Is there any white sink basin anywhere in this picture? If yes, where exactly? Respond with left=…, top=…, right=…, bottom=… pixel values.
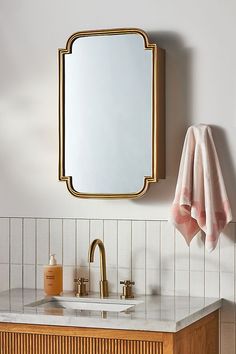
left=26, top=296, right=143, bottom=313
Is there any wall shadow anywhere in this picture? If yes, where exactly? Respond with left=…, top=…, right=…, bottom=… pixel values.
left=131, top=31, right=194, bottom=205
left=211, top=125, right=236, bottom=221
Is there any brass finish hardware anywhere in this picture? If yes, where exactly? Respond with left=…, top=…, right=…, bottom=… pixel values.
left=120, top=280, right=135, bottom=299
left=74, top=278, right=88, bottom=297
left=88, top=239, right=109, bottom=298
left=58, top=28, right=165, bottom=199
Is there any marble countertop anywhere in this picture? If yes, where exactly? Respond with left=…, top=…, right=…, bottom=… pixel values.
left=0, top=289, right=221, bottom=333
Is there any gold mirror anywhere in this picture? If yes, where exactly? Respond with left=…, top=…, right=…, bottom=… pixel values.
left=59, top=28, right=165, bottom=198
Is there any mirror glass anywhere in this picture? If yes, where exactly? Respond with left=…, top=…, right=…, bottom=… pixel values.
left=59, top=29, right=165, bottom=198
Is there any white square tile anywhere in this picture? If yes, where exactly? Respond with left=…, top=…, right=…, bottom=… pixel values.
left=132, top=221, right=145, bottom=269
left=90, top=220, right=104, bottom=241
left=221, top=322, right=235, bottom=354
left=146, top=268, right=160, bottom=295
left=104, top=220, right=117, bottom=268
left=146, top=221, right=160, bottom=270
left=220, top=223, right=235, bottom=272
left=132, top=268, right=145, bottom=295
left=23, top=265, right=35, bottom=288
left=77, top=219, right=90, bottom=267
left=220, top=272, right=234, bottom=299
left=36, top=219, right=49, bottom=265
left=0, top=218, right=9, bottom=264
left=23, top=219, right=35, bottom=265
left=220, top=272, right=235, bottom=322
left=63, top=219, right=76, bottom=266
left=0, top=264, right=9, bottom=291
left=11, top=264, right=22, bottom=289
left=63, top=266, right=76, bottom=291
left=175, top=270, right=189, bottom=296
left=221, top=299, right=235, bottom=324
left=10, top=218, right=22, bottom=264
left=36, top=265, right=44, bottom=290
left=90, top=220, right=104, bottom=267
left=189, top=271, right=204, bottom=297
left=160, top=221, right=175, bottom=270
left=118, top=220, right=131, bottom=269
left=161, top=270, right=174, bottom=295
left=205, top=271, right=220, bottom=298
left=190, top=232, right=205, bottom=271
left=107, top=267, right=118, bottom=294
left=49, top=219, right=63, bottom=264
left=117, top=268, right=132, bottom=289
left=89, top=267, right=100, bottom=293
left=175, top=230, right=190, bottom=271
left=205, top=238, right=220, bottom=272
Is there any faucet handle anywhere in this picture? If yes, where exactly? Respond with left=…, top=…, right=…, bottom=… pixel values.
left=120, top=280, right=135, bottom=299
left=74, top=277, right=88, bottom=297
left=120, top=280, right=135, bottom=286
left=74, top=277, right=89, bottom=284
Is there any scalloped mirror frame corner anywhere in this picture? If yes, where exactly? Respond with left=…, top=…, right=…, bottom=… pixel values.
left=58, top=28, right=165, bottom=199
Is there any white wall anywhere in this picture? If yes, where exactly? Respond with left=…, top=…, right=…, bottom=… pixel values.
left=0, top=0, right=236, bottom=220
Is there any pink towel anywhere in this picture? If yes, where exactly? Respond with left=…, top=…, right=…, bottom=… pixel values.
left=171, top=124, right=232, bottom=251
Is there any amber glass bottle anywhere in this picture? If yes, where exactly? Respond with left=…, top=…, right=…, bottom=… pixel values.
left=44, top=254, right=63, bottom=296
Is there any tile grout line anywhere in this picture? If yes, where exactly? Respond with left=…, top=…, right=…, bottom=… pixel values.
left=48, top=219, right=50, bottom=261
left=218, top=229, right=222, bottom=354
left=22, top=218, right=24, bottom=289
left=130, top=221, right=133, bottom=281
left=219, top=231, right=221, bottom=300
left=73, top=219, right=76, bottom=271
left=173, top=226, right=176, bottom=297
left=233, top=225, right=236, bottom=351
left=35, top=219, right=38, bottom=290
left=102, top=219, right=105, bottom=292
left=0, top=216, right=170, bottom=222
left=8, top=218, right=11, bottom=290
left=61, top=219, right=64, bottom=267
left=158, top=221, right=161, bottom=295
left=234, top=223, right=236, bottom=352
left=75, top=219, right=77, bottom=279
left=88, top=220, right=91, bottom=293
left=203, top=231, right=206, bottom=298
left=116, top=220, right=118, bottom=295
left=144, top=221, right=147, bottom=296
left=188, top=234, right=191, bottom=297
left=159, top=221, right=162, bottom=295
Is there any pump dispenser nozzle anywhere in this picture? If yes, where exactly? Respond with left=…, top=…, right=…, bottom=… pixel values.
left=49, top=254, right=57, bottom=266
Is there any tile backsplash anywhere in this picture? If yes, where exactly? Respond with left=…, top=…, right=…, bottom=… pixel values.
left=0, top=217, right=235, bottom=354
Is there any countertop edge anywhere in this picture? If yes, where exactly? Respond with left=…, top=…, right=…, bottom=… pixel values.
left=175, top=299, right=222, bottom=331
left=0, top=290, right=222, bottom=333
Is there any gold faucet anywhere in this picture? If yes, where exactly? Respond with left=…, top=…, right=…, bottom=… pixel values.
left=88, top=239, right=109, bottom=298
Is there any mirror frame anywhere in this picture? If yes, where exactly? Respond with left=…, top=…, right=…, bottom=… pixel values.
left=58, top=28, right=165, bottom=198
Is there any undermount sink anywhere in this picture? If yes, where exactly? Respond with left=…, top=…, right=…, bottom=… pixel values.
left=26, top=296, right=143, bottom=313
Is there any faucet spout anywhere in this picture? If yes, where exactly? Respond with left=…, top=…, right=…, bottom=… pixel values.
left=88, top=239, right=109, bottom=298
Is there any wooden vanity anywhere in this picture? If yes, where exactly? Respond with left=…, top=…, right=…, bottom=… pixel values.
left=0, top=310, right=219, bottom=354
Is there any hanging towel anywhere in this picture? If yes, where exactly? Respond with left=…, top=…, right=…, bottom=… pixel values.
left=171, top=124, right=232, bottom=251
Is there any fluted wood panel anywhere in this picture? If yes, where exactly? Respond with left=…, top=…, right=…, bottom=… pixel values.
left=0, top=332, right=163, bottom=354
left=0, top=311, right=218, bottom=354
